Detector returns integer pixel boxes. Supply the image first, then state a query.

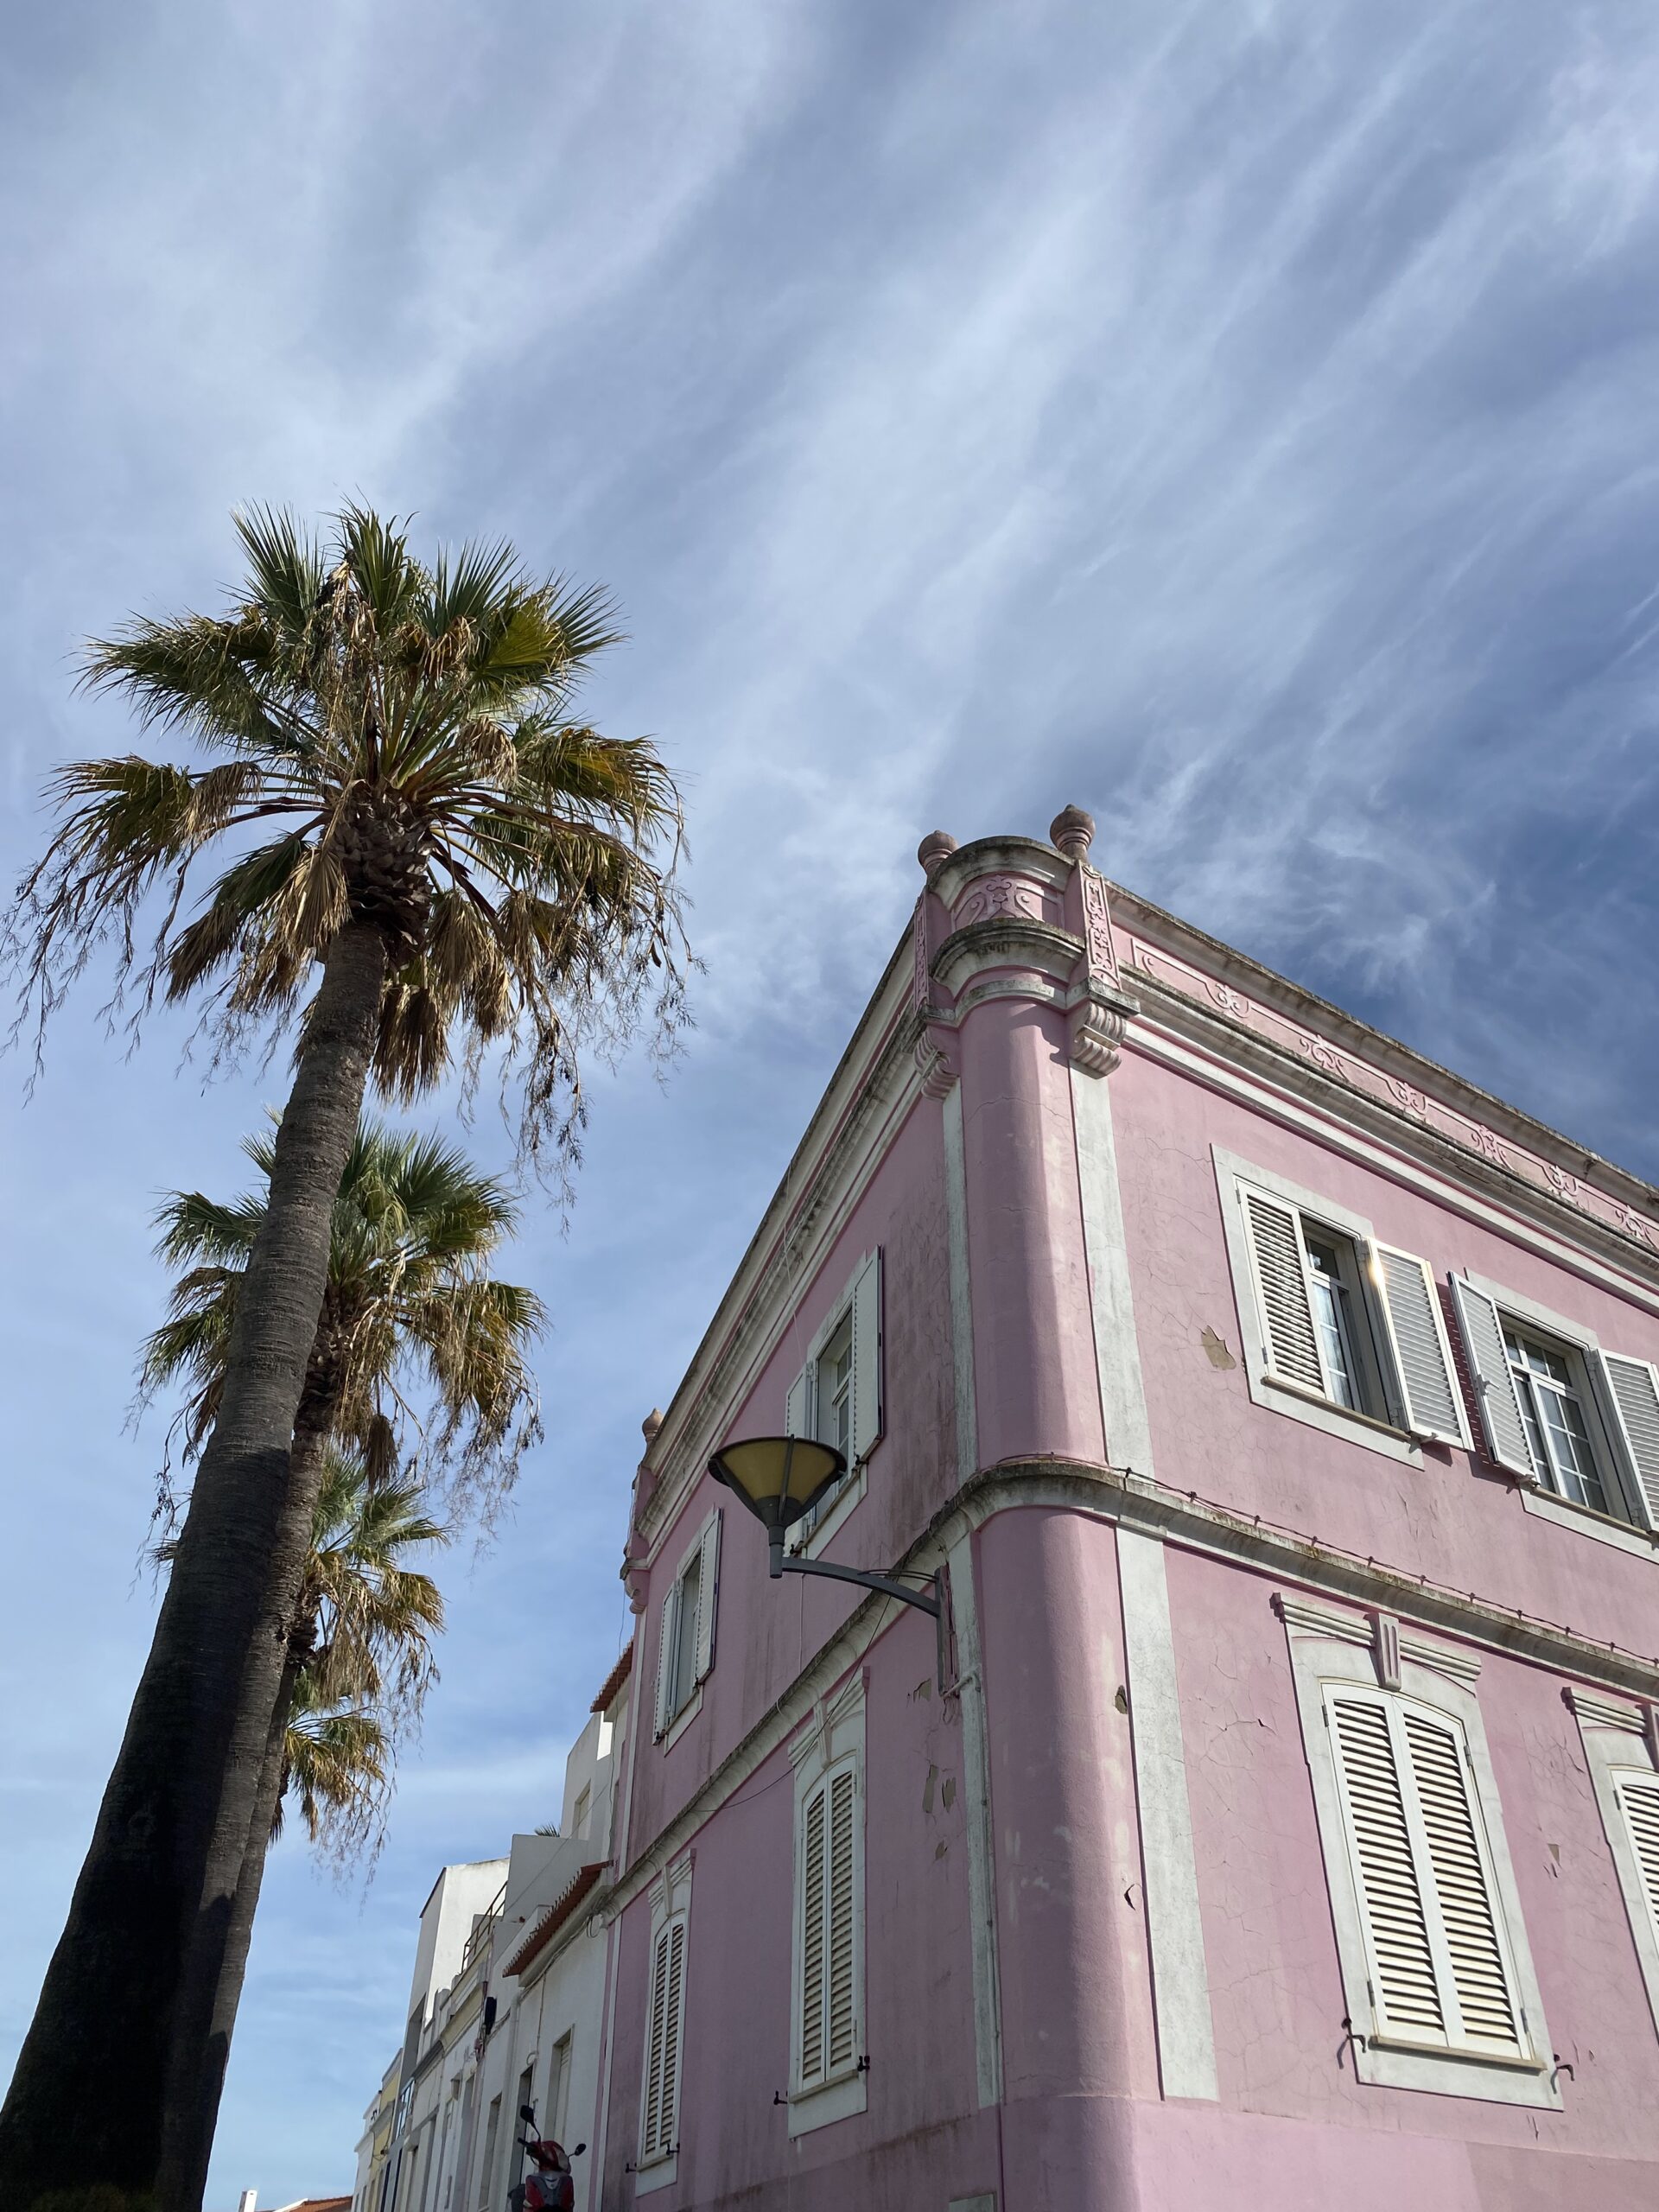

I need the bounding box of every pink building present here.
[586,810,1659,2210]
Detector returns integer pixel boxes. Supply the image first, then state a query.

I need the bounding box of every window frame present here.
[786,1671,868,2137]
[1569,1689,1659,2042]
[785,1249,883,1556]
[652,1509,721,1746]
[1280,1598,1558,2107]
[635,1852,692,2193]
[1460,1271,1653,1541]
[1216,1149,1449,1464]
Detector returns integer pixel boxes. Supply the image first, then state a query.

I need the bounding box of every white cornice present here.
[1110,881,1659,1280]
[635,944,922,1553]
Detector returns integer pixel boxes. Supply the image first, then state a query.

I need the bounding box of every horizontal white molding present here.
[1128,1015,1659,1318]
[608,1459,1659,1925]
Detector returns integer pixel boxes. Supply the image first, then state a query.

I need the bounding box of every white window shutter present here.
[1240,1186,1324,1392]
[694,1512,721,1681]
[1615,1773,1659,1950]
[659,1918,685,2152]
[1326,1688,1523,2058]
[653,1586,677,1739]
[642,1923,671,2154]
[1599,1354,1659,1530]
[799,1781,827,2087]
[1448,1278,1535,1476]
[1400,1708,1522,2055]
[827,1766,858,2070]
[849,1250,883,1465]
[1372,1244,1470,1446]
[785,1364,811,1439]
[1329,1693,1446,2044]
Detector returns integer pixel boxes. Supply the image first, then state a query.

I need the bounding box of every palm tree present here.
[181,1453,447,1867]
[140,1114,532,2110]
[0,507,684,2212]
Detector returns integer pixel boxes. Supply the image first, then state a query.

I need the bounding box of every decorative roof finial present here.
[1050,804,1095,862]
[917,830,957,879]
[642,1408,663,1442]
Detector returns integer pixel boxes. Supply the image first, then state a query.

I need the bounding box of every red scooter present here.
[509,2101,586,2212]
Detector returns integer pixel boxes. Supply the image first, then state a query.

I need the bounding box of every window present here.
[785,1249,882,1545]
[572,1784,591,1840]
[637,1851,692,2193]
[1327,1688,1523,2057]
[787,1671,867,2136]
[1451,1274,1659,1535]
[545,2031,573,2147]
[641,1922,685,2163]
[1569,1690,1659,2035]
[652,1510,721,1740]
[1217,1151,1468,1459]
[798,1764,860,2089]
[1280,1597,1556,2106]
[475,2098,499,2212]
[1503,1331,1607,1514]
[820,1310,855,1461]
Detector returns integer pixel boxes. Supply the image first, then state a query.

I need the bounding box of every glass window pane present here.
[1536,1382,1610,1515]
[672,1554,701,1713]
[1305,1236,1360,1411]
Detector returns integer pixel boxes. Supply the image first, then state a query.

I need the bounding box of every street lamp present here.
[707,1436,950,1688]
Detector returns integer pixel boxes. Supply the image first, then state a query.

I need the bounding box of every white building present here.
[353,1648,632,2212]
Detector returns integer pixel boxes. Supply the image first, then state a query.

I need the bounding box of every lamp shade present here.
[707,1435,846,1534]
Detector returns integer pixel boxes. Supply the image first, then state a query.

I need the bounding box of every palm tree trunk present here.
[0,920,388,2212]
[158,1423,329,2212]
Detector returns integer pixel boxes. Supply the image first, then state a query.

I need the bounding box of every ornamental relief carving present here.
[1124,935,1659,1255]
[951,874,1055,928]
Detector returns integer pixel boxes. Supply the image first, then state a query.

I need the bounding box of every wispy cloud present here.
[7,1,1659,2199]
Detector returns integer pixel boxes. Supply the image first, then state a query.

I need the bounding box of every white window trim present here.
[1569,1690,1659,2037]
[1464,1271,1656,1549]
[653,1509,721,1743]
[786,1671,868,2138]
[635,1853,692,2194]
[1279,1597,1559,2107]
[787,1251,882,1557]
[1215,1148,1422,1465]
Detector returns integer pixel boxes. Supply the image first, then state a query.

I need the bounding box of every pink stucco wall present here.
[599,833,1659,2209]
[626,1090,960,1863]
[1111,1045,1659,1654]
[601,1622,1000,2210]
[1161,1537,1659,2198]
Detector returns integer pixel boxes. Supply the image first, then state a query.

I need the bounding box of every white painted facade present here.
[350,1662,630,2212]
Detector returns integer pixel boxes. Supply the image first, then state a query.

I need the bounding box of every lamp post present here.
[707,1437,950,1689]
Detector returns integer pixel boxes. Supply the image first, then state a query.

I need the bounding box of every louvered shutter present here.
[1329,1694,1446,2041]
[1326,1688,1523,2057]
[827,1767,858,2069]
[1402,1711,1522,2054]
[798,1763,859,2089]
[1448,1279,1535,1477]
[658,1919,685,2152]
[694,1512,721,1681]
[799,1783,827,2086]
[1241,1187,1324,1392]
[1373,1245,1470,1446]
[1615,1773,1659,1949]
[785,1364,811,1439]
[849,1251,883,1464]
[1599,1355,1659,1529]
[653,1586,677,1738]
[641,1923,671,2155]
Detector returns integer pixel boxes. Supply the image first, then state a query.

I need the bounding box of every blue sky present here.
[5,1,1659,2201]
